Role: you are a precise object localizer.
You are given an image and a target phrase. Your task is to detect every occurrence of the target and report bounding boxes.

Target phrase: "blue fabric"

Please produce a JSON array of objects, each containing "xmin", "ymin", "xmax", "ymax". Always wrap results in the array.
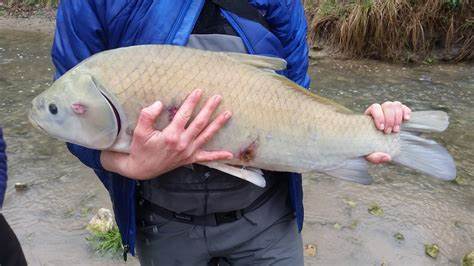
[
  {"xmin": 0, "ymin": 128, "xmax": 7, "ymax": 208},
  {"xmin": 52, "ymin": 0, "xmax": 310, "ymax": 255}
]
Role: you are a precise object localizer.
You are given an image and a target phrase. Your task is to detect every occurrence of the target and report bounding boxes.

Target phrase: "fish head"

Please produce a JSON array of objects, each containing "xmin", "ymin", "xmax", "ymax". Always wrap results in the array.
[{"xmin": 29, "ymin": 73, "xmax": 119, "ymax": 150}]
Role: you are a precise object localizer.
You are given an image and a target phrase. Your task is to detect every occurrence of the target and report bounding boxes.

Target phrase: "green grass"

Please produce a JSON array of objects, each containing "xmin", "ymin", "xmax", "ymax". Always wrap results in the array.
[{"xmin": 86, "ymin": 226, "xmax": 123, "ymax": 256}]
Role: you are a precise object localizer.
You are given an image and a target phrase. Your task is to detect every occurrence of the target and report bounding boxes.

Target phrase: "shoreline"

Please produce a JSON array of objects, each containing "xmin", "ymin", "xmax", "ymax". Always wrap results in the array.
[
  {"xmin": 0, "ymin": 15, "xmax": 468, "ymax": 67},
  {"xmin": 0, "ymin": 14, "xmax": 55, "ymax": 34}
]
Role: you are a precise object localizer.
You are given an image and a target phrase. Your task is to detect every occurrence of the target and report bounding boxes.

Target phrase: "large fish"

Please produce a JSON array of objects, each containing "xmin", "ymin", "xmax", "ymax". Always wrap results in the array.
[{"xmin": 29, "ymin": 45, "xmax": 456, "ymax": 187}]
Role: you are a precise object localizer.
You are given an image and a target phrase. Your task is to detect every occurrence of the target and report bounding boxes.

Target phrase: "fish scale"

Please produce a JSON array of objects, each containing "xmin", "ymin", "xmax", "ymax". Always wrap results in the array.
[
  {"xmin": 91, "ymin": 46, "xmax": 387, "ymax": 170},
  {"xmin": 29, "ymin": 45, "xmax": 456, "ymax": 185}
]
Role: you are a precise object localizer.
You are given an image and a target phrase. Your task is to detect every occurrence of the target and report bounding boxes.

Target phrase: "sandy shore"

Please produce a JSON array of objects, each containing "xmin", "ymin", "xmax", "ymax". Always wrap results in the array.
[{"xmin": 0, "ymin": 14, "xmax": 55, "ymax": 34}]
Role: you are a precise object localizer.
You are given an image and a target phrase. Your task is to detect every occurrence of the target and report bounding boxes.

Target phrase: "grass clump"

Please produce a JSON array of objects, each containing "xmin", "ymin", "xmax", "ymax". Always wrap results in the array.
[
  {"xmin": 86, "ymin": 226, "xmax": 123, "ymax": 256},
  {"xmin": 304, "ymin": 0, "xmax": 474, "ymax": 62}
]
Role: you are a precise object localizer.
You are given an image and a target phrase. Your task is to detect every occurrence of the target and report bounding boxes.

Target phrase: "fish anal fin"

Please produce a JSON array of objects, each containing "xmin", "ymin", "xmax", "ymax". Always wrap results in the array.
[
  {"xmin": 198, "ymin": 162, "xmax": 266, "ymax": 188},
  {"xmin": 322, "ymin": 157, "xmax": 373, "ymax": 185}
]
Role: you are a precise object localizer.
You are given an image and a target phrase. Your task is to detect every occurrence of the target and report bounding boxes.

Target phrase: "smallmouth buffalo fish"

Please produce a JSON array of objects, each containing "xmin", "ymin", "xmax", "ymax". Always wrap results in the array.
[{"xmin": 29, "ymin": 45, "xmax": 456, "ymax": 187}]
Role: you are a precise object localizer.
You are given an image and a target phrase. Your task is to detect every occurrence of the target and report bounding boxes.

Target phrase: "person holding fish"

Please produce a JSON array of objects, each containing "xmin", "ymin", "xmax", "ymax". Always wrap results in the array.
[
  {"xmin": 42, "ymin": 0, "xmax": 454, "ymax": 265},
  {"xmin": 0, "ymin": 127, "xmax": 27, "ymax": 265}
]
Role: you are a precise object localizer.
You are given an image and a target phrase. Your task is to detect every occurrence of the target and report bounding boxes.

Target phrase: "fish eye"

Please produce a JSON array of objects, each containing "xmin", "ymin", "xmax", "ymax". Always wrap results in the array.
[{"xmin": 49, "ymin": 103, "xmax": 58, "ymax": 115}]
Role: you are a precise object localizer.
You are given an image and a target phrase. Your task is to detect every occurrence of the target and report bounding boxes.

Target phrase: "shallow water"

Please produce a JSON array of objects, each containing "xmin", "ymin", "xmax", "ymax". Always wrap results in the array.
[
  {"xmin": 0, "ymin": 30, "xmax": 136, "ymax": 265},
  {"xmin": 0, "ymin": 30, "xmax": 472, "ymax": 265},
  {"xmin": 303, "ymin": 58, "xmax": 474, "ymax": 265}
]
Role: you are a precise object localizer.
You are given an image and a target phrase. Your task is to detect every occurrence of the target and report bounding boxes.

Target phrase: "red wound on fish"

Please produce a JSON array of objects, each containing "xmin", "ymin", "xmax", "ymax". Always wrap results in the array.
[
  {"xmin": 71, "ymin": 103, "xmax": 87, "ymax": 115},
  {"xmin": 167, "ymin": 106, "xmax": 179, "ymax": 122},
  {"xmin": 239, "ymin": 140, "xmax": 258, "ymax": 162}
]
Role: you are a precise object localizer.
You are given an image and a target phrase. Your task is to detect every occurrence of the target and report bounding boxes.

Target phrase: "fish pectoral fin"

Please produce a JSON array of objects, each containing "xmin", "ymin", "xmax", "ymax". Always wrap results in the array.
[
  {"xmin": 322, "ymin": 157, "xmax": 373, "ymax": 185},
  {"xmin": 198, "ymin": 162, "xmax": 266, "ymax": 188},
  {"xmin": 224, "ymin": 52, "xmax": 287, "ymax": 71}
]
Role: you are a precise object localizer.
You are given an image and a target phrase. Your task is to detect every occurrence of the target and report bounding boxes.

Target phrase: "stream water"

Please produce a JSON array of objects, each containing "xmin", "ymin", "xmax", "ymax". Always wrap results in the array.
[{"xmin": 0, "ymin": 29, "xmax": 472, "ymax": 265}]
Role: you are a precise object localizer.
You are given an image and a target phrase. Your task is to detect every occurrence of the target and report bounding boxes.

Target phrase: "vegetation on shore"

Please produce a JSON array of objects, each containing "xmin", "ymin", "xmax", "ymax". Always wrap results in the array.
[
  {"xmin": 3, "ymin": 0, "xmax": 57, "ymax": 8},
  {"xmin": 1, "ymin": 0, "xmax": 472, "ymax": 62},
  {"xmin": 86, "ymin": 226, "xmax": 123, "ymax": 257},
  {"xmin": 304, "ymin": 0, "xmax": 473, "ymax": 62}
]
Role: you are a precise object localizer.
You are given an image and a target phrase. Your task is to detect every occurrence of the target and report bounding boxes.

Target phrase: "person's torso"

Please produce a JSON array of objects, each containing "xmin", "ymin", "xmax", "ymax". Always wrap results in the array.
[
  {"xmin": 138, "ymin": 0, "xmax": 288, "ymax": 215},
  {"xmin": 101, "ymin": 0, "xmax": 286, "ymax": 59}
]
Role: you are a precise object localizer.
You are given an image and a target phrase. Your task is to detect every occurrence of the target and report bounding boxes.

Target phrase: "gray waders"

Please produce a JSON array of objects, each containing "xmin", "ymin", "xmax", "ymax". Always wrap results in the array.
[{"xmin": 136, "ymin": 166, "xmax": 303, "ymax": 266}]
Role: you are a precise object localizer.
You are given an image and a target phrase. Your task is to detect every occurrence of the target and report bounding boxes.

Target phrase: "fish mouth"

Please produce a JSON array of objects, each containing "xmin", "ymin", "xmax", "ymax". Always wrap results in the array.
[{"xmin": 28, "ymin": 109, "xmax": 46, "ymax": 133}]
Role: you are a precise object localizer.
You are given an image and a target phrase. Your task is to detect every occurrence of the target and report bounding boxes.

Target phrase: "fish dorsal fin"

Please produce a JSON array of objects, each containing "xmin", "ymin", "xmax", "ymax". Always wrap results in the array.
[
  {"xmin": 224, "ymin": 52, "xmax": 287, "ymax": 71},
  {"xmin": 271, "ymin": 74, "xmax": 353, "ymax": 114},
  {"xmin": 224, "ymin": 51, "xmax": 351, "ymax": 114}
]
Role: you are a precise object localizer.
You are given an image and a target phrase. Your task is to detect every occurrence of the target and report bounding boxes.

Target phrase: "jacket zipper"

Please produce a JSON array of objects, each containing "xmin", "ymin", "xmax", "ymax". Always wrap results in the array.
[
  {"xmin": 122, "ymin": 177, "xmax": 136, "ymax": 261},
  {"xmin": 123, "ymin": 244, "xmax": 130, "ymax": 261},
  {"xmin": 166, "ymin": 0, "xmax": 193, "ymax": 43}
]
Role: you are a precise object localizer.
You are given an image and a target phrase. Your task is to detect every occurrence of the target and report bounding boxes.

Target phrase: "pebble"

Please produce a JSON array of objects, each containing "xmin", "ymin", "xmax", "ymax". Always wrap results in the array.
[
  {"xmin": 87, "ymin": 208, "xmax": 114, "ymax": 233},
  {"xmin": 419, "ymin": 75, "xmax": 432, "ymax": 82},
  {"xmin": 304, "ymin": 244, "xmax": 317, "ymax": 257},
  {"xmin": 14, "ymin": 182, "xmax": 28, "ymax": 191}
]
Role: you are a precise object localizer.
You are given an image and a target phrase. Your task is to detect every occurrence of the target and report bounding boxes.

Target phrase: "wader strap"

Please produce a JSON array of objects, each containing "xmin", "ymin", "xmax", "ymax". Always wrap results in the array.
[
  {"xmin": 211, "ymin": 0, "xmax": 271, "ymax": 31},
  {"xmin": 139, "ymin": 181, "xmax": 281, "ymax": 226}
]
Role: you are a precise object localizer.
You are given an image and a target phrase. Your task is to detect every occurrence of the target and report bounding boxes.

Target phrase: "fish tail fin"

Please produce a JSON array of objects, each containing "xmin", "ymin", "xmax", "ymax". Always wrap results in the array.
[
  {"xmin": 393, "ymin": 111, "xmax": 456, "ymax": 180},
  {"xmin": 401, "ymin": 110, "xmax": 449, "ymax": 133}
]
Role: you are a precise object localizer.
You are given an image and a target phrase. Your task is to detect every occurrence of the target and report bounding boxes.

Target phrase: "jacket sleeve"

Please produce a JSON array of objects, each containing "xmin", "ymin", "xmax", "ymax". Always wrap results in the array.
[
  {"xmin": 0, "ymin": 128, "xmax": 7, "ymax": 207},
  {"xmin": 250, "ymin": 0, "xmax": 311, "ymax": 88},
  {"xmin": 52, "ymin": 0, "xmax": 108, "ymax": 171}
]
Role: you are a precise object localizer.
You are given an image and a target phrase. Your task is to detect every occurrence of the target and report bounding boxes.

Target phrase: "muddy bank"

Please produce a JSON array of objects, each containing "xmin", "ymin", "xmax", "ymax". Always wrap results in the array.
[
  {"xmin": 3, "ymin": 0, "xmax": 473, "ymax": 63},
  {"xmin": 0, "ymin": 15, "xmax": 55, "ymax": 34},
  {"xmin": 304, "ymin": 0, "xmax": 473, "ymax": 62}
]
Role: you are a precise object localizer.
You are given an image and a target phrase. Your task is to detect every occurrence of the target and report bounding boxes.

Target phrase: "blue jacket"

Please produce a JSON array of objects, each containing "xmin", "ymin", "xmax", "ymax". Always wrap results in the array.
[
  {"xmin": 0, "ymin": 128, "xmax": 7, "ymax": 208},
  {"xmin": 52, "ymin": 0, "xmax": 310, "ymax": 255}
]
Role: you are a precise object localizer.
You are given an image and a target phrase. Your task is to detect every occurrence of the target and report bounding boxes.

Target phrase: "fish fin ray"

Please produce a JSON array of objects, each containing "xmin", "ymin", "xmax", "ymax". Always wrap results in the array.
[
  {"xmin": 224, "ymin": 51, "xmax": 352, "ymax": 114},
  {"xmin": 401, "ymin": 111, "xmax": 449, "ymax": 133},
  {"xmin": 224, "ymin": 52, "xmax": 287, "ymax": 71},
  {"xmin": 393, "ymin": 132, "xmax": 456, "ymax": 180},
  {"xmin": 322, "ymin": 158, "xmax": 373, "ymax": 185},
  {"xmin": 198, "ymin": 162, "xmax": 266, "ymax": 187}
]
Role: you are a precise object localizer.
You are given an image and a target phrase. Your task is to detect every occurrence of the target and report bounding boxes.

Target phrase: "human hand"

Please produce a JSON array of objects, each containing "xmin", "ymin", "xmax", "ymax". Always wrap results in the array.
[
  {"xmin": 100, "ymin": 89, "xmax": 233, "ymax": 180},
  {"xmin": 364, "ymin": 101, "xmax": 411, "ymax": 164}
]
